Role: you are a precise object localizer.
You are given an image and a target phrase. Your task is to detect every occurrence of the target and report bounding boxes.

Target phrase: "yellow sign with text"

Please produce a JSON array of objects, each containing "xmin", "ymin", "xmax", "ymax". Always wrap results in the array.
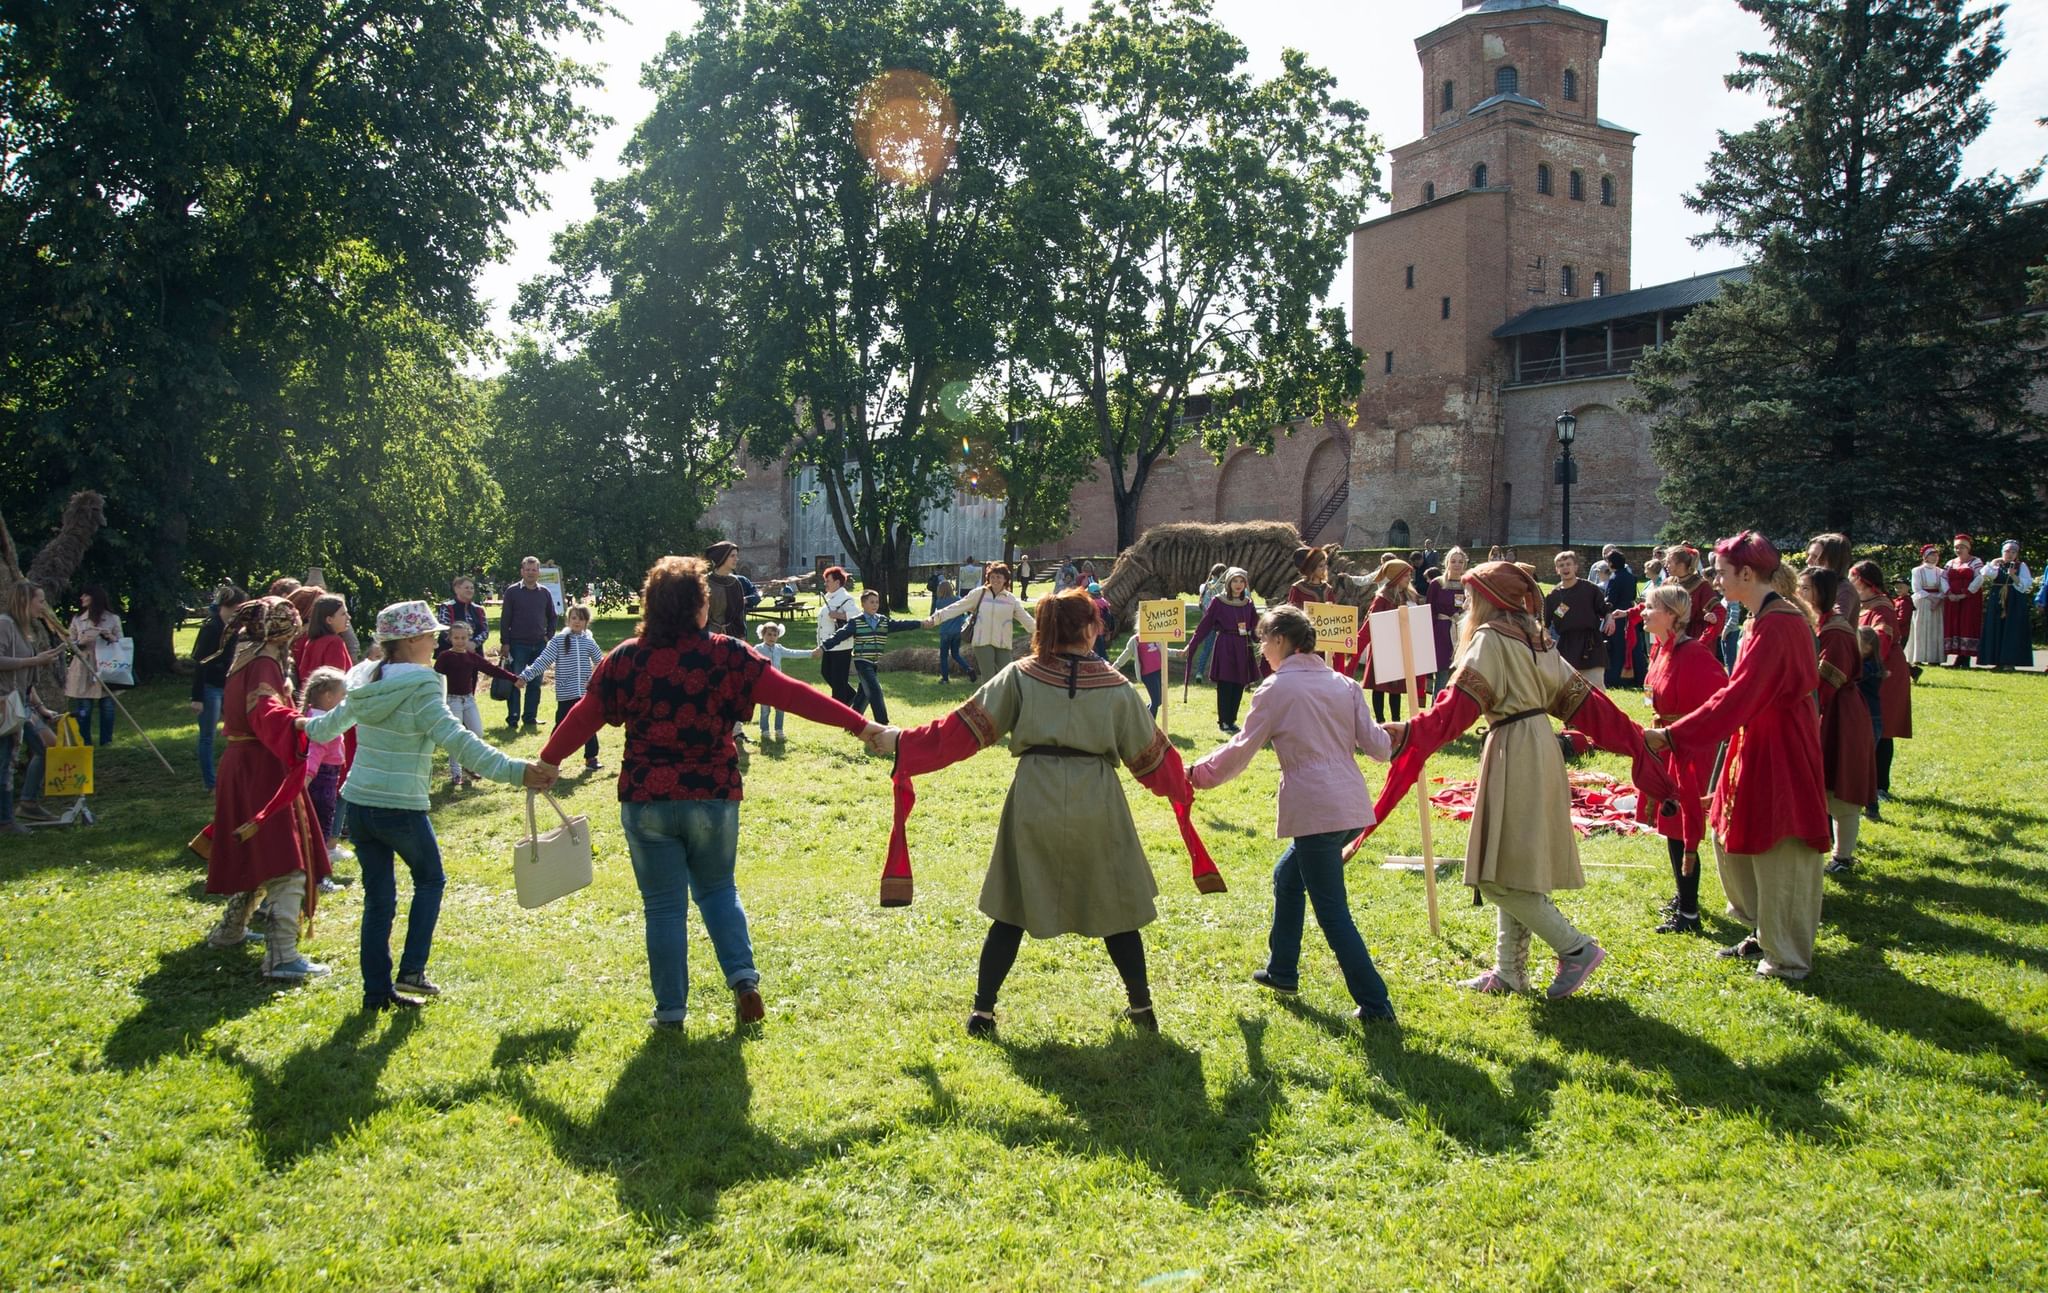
[
  {"xmin": 1137, "ymin": 600, "xmax": 1187, "ymax": 643},
  {"xmin": 1308, "ymin": 602, "xmax": 1359, "ymax": 654}
]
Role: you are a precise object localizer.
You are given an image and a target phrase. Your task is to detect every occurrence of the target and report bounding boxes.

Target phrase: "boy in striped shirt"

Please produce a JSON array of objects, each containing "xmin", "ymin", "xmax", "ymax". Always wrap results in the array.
[{"xmin": 519, "ymin": 605, "xmax": 607, "ymax": 770}]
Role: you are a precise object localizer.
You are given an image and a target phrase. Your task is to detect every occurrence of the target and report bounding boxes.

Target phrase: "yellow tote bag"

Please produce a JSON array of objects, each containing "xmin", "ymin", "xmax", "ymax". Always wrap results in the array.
[{"xmin": 44, "ymin": 715, "xmax": 94, "ymax": 797}]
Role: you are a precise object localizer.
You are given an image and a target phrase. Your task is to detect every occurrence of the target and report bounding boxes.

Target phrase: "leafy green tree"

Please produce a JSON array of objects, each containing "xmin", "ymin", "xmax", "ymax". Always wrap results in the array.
[
  {"xmin": 1050, "ymin": 0, "xmax": 1377, "ymax": 551},
  {"xmin": 0, "ymin": 0, "xmax": 604, "ymax": 670},
  {"xmin": 535, "ymin": 0, "xmax": 1079, "ymax": 609},
  {"xmin": 1634, "ymin": 0, "xmax": 2048, "ymax": 543},
  {"xmin": 485, "ymin": 337, "xmax": 728, "ymax": 603}
]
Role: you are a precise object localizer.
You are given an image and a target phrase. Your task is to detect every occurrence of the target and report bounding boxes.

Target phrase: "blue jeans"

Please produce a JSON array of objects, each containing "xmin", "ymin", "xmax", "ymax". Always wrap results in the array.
[
  {"xmin": 938, "ymin": 628, "xmax": 972, "ymax": 682},
  {"xmin": 1140, "ymin": 668, "xmax": 1162, "ymax": 716},
  {"xmin": 346, "ymin": 802, "xmax": 446, "ymax": 1003},
  {"xmin": 197, "ymin": 684, "xmax": 223, "ymax": 788},
  {"xmin": 1267, "ymin": 828, "xmax": 1393, "ymax": 1016},
  {"xmin": 20, "ymin": 724, "xmax": 45, "ymax": 802},
  {"xmin": 850, "ymin": 659, "xmax": 888, "ymax": 723},
  {"xmin": 619, "ymin": 799, "xmax": 755, "ymax": 1021},
  {"xmin": 72, "ymin": 697, "xmax": 115, "ymax": 746},
  {"xmin": 505, "ymin": 641, "xmax": 545, "ymax": 726}
]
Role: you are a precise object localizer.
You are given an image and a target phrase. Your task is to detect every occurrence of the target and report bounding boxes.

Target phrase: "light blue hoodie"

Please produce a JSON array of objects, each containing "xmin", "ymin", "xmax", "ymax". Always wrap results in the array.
[{"xmin": 303, "ymin": 662, "xmax": 525, "ymax": 811}]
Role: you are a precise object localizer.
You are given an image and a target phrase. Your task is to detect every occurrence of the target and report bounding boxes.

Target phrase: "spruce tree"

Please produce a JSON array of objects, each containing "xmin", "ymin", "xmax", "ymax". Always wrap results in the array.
[{"xmin": 1634, "ymin": 0, "xmax": 2047, "ymax": 544}]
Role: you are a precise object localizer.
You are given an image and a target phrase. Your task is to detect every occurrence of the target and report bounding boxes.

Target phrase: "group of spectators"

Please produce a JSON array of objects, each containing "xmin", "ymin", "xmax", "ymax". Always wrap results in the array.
[{"xmin": 1, "ymin": 579, "xmax": 133, "ymax": 833}]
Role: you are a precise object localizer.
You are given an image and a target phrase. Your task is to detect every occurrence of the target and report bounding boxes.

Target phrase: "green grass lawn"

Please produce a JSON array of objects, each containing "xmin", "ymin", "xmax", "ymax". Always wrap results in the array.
[{"xmin": 3, "ymin": 611, "xmax": 2044, "ymax": 1290}]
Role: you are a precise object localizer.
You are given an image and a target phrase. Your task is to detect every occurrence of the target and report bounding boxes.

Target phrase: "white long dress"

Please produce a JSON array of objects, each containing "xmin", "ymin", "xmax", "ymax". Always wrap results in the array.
[{"xmin": 1907, "ymin": 563, "xmax": 1947, "ymax": 665}]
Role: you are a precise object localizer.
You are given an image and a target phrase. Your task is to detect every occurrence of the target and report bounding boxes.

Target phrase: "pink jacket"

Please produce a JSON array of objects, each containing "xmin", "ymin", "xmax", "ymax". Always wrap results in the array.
[
  {"xmin": 1190, "ymin": 653, "xmax": 1392, "ymax": 838},
  {"xmin": 303, "ymin": 706, "xmax": 347, "ymax": 785}
]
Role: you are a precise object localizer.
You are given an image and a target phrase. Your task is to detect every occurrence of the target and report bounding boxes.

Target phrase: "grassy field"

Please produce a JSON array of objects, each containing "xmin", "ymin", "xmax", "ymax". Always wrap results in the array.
[{"xmin": 2, "ymin": 609, "xmax": 2044, "ymax": 1291}]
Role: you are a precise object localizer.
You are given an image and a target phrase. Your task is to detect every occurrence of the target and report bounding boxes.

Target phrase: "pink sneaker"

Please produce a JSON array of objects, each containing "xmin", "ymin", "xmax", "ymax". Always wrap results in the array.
[
  {"xmin": 1459, "ymin": 970, "xmax": 1519, "ymax": 994},
  {"xmin": 1546, "ymin": 940, "xmax": 1607, "ymax": 999}
]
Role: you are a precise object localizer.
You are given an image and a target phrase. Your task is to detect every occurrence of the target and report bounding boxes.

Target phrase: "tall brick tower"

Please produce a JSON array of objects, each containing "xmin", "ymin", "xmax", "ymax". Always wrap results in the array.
[{"xmin": 1346, "ymin": 0, "xmax": 1635, "ymax": 552}]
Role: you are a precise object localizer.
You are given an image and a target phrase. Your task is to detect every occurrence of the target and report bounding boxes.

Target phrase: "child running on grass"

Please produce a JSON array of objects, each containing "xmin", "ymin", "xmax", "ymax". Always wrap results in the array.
[
  {"xmin": 519, "ymin": 604, "xmax": 606, "ymax": 771},
  {"xmin": 753, "ymin": 621, "xmax": 813, "ymax": 740},
  {"xmin": 302, "ymin": 602, "xmax": 555, "ymax": 1011},
  {"xmin": 434, "ymin": 621, "xmax": 523, "ymax": 787},
  {"xmin": 1108, "ymin": 631, "xmax": 1185, "ymax": 718},
  {"xmin": 821, "ymin": 590, "xmax": 922, "ymax": 724}
]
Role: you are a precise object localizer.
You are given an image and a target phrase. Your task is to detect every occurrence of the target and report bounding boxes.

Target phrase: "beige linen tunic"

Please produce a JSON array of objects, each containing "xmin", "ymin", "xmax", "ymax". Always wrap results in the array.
[
  {"xmin": 1454, "ymin": 626, "xmax": 1596, "ymax": 894},
  {"xmin": 960, "ymin": 656, "xmax": 1168, "ymax": 938}
]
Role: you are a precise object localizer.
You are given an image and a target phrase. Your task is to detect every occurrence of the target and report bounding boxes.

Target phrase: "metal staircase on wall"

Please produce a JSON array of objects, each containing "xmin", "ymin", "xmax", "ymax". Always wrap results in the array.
[{"xmin": 1299, "ymin": 429, "xmax": 1353, "ymax": 544}]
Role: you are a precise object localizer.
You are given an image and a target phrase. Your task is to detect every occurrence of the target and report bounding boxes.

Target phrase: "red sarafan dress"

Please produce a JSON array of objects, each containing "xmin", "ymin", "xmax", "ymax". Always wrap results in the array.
[
  {"xmin": 205, "ymin": 655, "xmax": 329, "ymax": 898},
  {"xmin": 1666, "ymin": 597, "xmax": 1831, "ymax": 856},
  {"xmin": 1858, "ymin": 594, "xmax": 1912, "ymax": 741},
  {"xmin": 1815, "ymin": 613, "xmax": 1877, "ymax": 808},
  {"xmin": 1943, "ymin": 558, "xmax": 1985, "ymax": 657},
  {"xmin": 1637, "ymin": 633, "xmax": 1727, "ymax": 849}
]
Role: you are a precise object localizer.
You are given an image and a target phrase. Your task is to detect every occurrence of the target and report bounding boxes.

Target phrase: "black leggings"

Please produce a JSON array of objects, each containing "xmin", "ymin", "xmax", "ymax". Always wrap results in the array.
[
  {"xmin": 820, "ymin": 650, "xmax": 859, "ymax": 707},
  {"xmin": 973, "ymin": 920, "xmax": 1150, "ymax": 1013},
  {"xmin": 1876, "ymin": 737, "xmax": 1895, "ymax": 798},
  {"xmin": 1667, "ymin": 836, "xmax": 1700, "ymax": 916},
  {"xmin": 1216, "ymin": 682, "xmax": 1245, "ymax": 728},
  {"xmin": 1372, "ymin": 691, "xmax": 1404, "ymax": 722}
]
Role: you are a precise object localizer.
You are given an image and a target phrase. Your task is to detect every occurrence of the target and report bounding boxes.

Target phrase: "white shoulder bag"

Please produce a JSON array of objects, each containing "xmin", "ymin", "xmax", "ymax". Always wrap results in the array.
[{"xmin": 513, "ymin": 790, "xmax": 593, "ymax": 909}]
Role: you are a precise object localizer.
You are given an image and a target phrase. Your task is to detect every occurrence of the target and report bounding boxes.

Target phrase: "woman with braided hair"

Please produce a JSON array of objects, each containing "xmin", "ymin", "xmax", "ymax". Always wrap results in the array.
[
  {"xmin": 196, "ymin": 597, "xmax": 333, "ymax": 981},
  {"xmin": 879, "ymin": 589, "xmax": 1223, "ymax": 1038}
]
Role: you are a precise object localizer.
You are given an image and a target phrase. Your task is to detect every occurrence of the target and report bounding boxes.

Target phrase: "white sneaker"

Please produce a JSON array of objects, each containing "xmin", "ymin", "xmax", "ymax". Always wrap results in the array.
[
  {"xmin": 326, "ymin": 844, "xmax": 353, "ymax": 863},
  {"xmin": 318, "ymin": 877, "xmax": 345, "ymax": 894},
  {"xmin": 264, "ymin": 956, "xmax": 331, "ymax": 981}
]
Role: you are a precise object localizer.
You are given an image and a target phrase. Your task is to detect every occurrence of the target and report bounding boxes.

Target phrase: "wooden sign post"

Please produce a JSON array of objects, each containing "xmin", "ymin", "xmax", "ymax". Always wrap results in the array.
[
  {"xmin": 1137, "ymin": 599, "xmax": 1187, "ymax": 739},
  {"xmin": 1370, "ymin": 601, "xmax": 1443, "ymax": 936}
]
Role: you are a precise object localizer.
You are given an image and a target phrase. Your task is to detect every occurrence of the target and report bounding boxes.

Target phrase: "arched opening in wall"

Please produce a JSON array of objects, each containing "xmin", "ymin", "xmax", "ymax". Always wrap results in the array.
[
  {"xmin": 1387, "ymin": 519, "xmax": 1411, "ymax": 550},
  {"xmin": 1472, "ymin": 163, "xmax": 1488, "ymax": 190},
  {"xmin": 1495, "ymin": 66, "xmax": 1519, "ymax": 97},
  {"xmin": 1393, "ymin": 428, "xmax": 1413, "ymax": 471},
  {"xmin": 1537, "ymin": 163, "xmax": 1552, "ymax": 195},
  {"xmin": 1300, "ymin": 435, "xmax": 1347, "ymax": 528},
  {"xmin": 1601, "ymin": 175, "xmax": 1616, "ymax": 207},
  {"xmin": 1423, "ymin": 181, "xmax": 1436, "ymax": 203},
  {"xmin": 1563, "ymin": 68, "xmax": 1578, "ymax": 101},
  {"xmin": 1214, "ymin": 447, "xmax": 1278, "ymax": 524}
]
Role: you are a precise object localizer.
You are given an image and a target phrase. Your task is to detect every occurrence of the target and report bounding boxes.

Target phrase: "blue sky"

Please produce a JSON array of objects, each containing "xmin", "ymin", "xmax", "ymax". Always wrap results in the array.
[{"xmin": 475, "ymin": 0, "xmax": 2047, "ymax": 348}]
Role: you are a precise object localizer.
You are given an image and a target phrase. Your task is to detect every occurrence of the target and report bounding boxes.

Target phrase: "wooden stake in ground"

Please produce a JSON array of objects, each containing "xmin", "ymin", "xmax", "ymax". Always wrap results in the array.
[{"xmin": 1370, "ymin": 599, "xmax": 1442, "ymax": 937}]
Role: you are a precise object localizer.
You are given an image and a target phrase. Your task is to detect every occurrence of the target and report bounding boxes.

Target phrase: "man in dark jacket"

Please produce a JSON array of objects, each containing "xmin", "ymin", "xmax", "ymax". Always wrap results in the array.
[
  {"xmin": 498, "ymin": 556, "xmax": 558, "ymax": 730},
  {"xmin": 1601, "ymin": 545, "xmax": 1640, "ymax": 689},
  {"xmin": 189, "ymin": 584, "xmax": 247, "ymax": 789}
]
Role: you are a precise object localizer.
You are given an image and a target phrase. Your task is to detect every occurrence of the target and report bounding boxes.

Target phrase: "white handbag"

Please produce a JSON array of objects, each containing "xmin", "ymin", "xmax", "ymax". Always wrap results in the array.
[
  {"xmin": 94, "ymin": 636, "xmax": 136, "ymax": 687},
  {"xmin": 512, "ymin": 791, "xmax": 593, "ymax": 909}
]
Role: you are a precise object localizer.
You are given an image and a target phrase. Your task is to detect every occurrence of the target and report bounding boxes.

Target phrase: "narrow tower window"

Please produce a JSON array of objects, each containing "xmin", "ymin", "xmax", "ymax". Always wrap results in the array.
[
  {"xmin": 1441, "ymin": 296, "xmax": 1452, "ymax": 320},
  {"xmin": 1537, "ymin": 164, "xmax": 1552, "ymax": 196},
  {"xmin": 1601, "ymin": 175, "xmax": 1616, "ymax": 206},
  {"xmin": 1569, "ymin": 170, "xmax": 1585, "ymax": 201},
  {"xmin": 1592, "ymin": 271, "xmax": 1607, "ymax": 298},
  {"xmin": 1563, "ymin": 68, "xmax": 1578, "ymax": 101},
  {"xmin": 1405, "ymin": 265, "xmax": 1415, "ymax": 289},
  {"xmin": 1495, "ymin": 66, "xmax": 1519, "ymax": 97},
  {"xmin": 1561, "ymin": 265, "xmax": 1577, "ymax": 297},
  {"xmin": 1423, "ymin": 181, "xmax": 1436, "ymax": 203},
  {"xmin": 1472, "ymin": 163, "xmax": 1488, "ymax": 189},
  {"xmin": 1442, "ymin": 80, "xmax": 1455, "ymax": 113}
]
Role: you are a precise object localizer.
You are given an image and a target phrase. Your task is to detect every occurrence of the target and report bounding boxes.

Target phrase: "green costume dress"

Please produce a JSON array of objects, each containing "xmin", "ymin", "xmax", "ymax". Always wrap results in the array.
[{"xmin": 958, "ymin": 655, "xmax": 1171, "ymax": 938}]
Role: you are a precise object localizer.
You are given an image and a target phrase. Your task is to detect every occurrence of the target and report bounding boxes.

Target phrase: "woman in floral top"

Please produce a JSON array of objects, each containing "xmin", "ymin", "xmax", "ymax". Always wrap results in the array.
[{"xmin": 539, "ymin": 556, "xmax": 883, "ymax": 1029}]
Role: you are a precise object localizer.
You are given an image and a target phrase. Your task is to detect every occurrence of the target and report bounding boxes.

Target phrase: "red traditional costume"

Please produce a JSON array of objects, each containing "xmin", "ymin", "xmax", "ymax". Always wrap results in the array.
[
  {"xmin": 1637, "ymin": 633, "xmax": 1726, "ymax": 850},
  {"xmin": 1663, "ymin": 592, "xmax": 1828, "ymax": 978},
  {"xmin": 1857, "ymin": 595, "xmax": 1912, "ymax": 742},
  {"xmin": 1677, "ymin": 568, "xmax": 1724, "ymax": 643},
  {"xmin": 195, "ymin": 599, "xmax": 331, "ymax": 976},
  {"xmin": 1942, "ymin": 544, "xmax": 1986, "ymax": 660}
]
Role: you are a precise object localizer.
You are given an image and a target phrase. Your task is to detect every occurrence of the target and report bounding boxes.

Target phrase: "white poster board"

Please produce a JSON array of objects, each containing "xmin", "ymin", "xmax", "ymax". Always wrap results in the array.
[
  {"xmin": 537, "ymin": 564, "xmax": 566, "ymax": 615},
  {"xmin": 1368, "ymin": 602, "xmax": 1438, "ymax": 686}
]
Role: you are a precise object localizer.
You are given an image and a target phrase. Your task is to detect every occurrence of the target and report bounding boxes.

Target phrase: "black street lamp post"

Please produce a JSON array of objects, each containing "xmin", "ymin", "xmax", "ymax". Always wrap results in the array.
[{"xmin": 1554, "ymin": 411, "xmax": 1578, "ymax": 551}]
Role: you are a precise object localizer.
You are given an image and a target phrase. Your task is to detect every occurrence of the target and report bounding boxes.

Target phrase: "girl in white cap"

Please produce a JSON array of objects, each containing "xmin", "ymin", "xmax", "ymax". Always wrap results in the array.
[{"xmin": 302, "ymin": 601, "xmax": 556, "ymax": 1011}]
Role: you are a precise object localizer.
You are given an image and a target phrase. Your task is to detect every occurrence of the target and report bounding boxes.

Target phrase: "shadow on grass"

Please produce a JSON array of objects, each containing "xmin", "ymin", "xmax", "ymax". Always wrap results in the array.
[
  {"xmin": 920, "ymin": 1016, "xmax": 1285, "ymax": 1205},
  {"xmin": 230, "ymin": 1007, "xmax": 421, "ymax": 1167},
  {"xmin": 1530, "ymin": 997, "xmax": 1854, "ymax": 1142},
  {"xmin": 100, "ymin": 939, "xmax": 282, "ymax": 1072},
  {"xmin": 491, "ymin": 1025, "xmax": 875, "ymax": 1231},
  {"xmin": 1283, "ymin": 997, "xmax": 1564, "ymax": 1154}
]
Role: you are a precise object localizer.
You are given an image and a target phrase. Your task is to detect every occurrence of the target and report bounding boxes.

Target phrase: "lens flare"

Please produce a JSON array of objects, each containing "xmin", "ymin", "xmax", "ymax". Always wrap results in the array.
[{"xmin": 853, "ymin": 69, "xmax": 958, "ymax": 187}]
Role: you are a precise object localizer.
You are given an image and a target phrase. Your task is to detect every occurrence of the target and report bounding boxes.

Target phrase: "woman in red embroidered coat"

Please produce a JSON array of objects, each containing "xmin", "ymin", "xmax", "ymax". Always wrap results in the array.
[
  {"xmin": 1849, "ymin": 560, "xmax": 1910, "ymax": 811},
  {"xmin": 1636, "ymin": 583, "xmax": 1728, "ymax": 935},
  {"xmin": 199, "ymin": 598, "xmax": 332, "ymax": 980},
  {"xmin": 1286, "ymin": 544, "xmax": 1350, "ymax": 673},
  {"xmin": 1801, "ymin": 570, "xmax": 1876, "ymax": 876},
  {"xmin": 880, "ymin": 591, "xmax": 1221, "ymax": 1038},
  {"xmin": 1664, "ymin": 545, "xmax": 1725, "ymax": 644},
  {"xmin": 1647, "ymin": 533, "xmax": 1830, "ymax": 981}
]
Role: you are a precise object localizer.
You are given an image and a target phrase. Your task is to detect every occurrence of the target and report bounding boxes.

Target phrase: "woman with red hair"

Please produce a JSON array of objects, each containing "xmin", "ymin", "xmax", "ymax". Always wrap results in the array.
[
  {"xmin": 879, "ymin": 590, "xmax": 1222, "ymax": 1037},
  {"xmin": 1646, "ymin": 532, "xmax": 1831, "ymax": 980}
]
